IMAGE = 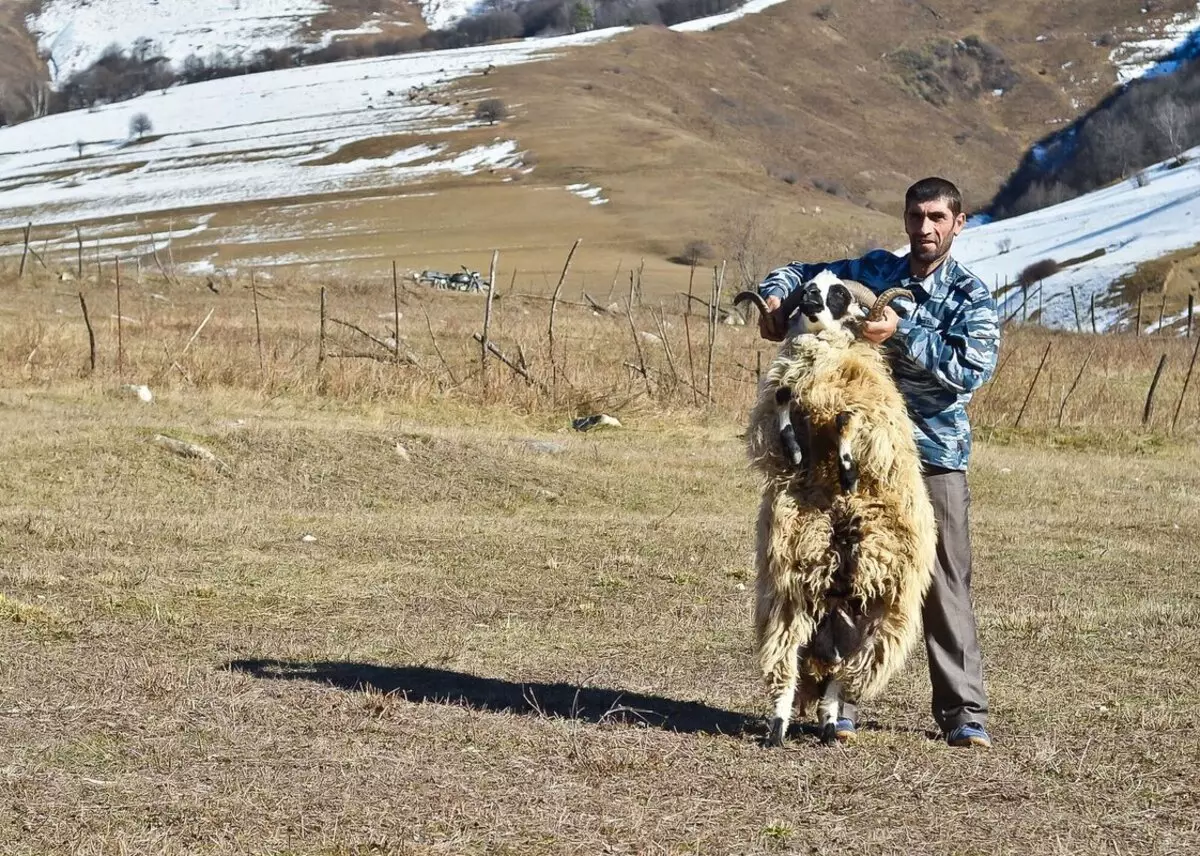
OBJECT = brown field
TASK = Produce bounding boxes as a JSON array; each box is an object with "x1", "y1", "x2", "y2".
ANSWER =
[{"x1": 2, "y1": 266, "x2": 1199, "y2": 854}]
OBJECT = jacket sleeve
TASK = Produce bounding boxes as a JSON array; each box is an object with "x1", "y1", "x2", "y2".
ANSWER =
[
  {"x1": 893, "y1": 288, "x2": 1000, "y2": 395},
  {"x1": 758, "y1": 255, "x2": 876, "y2": 301}
]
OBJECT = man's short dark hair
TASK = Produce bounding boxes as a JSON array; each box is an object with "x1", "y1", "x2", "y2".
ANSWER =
[{"x1": 905, "y1": 177, "x2": 963, "y2": 216}]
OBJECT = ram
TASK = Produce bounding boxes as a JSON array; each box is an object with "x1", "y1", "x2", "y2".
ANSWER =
[{"x1": 735, "y1": 271, "x2": 937, "y2": 747}]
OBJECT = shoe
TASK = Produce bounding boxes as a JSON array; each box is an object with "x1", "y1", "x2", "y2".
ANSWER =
[
  {"x1": 946, "y1": 721, "x2": 992, "y2": 748},
  {"x1": 834, "y1": 717, "x2": 857, "y2": 743}
]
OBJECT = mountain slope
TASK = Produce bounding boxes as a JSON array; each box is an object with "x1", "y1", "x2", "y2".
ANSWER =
[{"x1": 1, "y1": 0, "x2": 1197, "y2": 292}]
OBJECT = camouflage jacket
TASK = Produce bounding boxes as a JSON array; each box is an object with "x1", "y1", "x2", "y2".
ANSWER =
[{"x1": 758, "y1": 249, "x2": 1000, "y2": 472}]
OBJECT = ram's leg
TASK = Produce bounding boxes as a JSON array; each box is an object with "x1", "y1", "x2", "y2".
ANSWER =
[
  {"x1": 775, "y1": 386, "x2": 811, "y2": 474},
  {"x1": 757, "y1": 581, "x2": 806, "y2": 749},
  {"x1": 816, "y1": 676, "x2": 842, "y2": 746},
  {"x1": 835, "y1": 410, "x2": 858, "y2": 494},
  {"x1": 767, "y1": 674, "x2": 798, "y2": 748}
]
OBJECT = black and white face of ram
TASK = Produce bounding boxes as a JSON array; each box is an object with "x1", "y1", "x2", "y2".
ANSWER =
[{"x1": 792, "y1": 270, "x2": 869, "y2": 335}]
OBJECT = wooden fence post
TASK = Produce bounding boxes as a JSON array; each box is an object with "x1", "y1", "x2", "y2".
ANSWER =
[
  {"x1": 318, "y1": 287, "x2": 327, "y2": 364},
  {"x1": 1188, "y1": 294, "x2": 1194, "y2": 338},
  {"x1": 18, "y1": 222, "x2": 31, "y2": 278},
  {"x1": 78, "y1": 292, "x2": 96, "y2": 374},
  {"x1": 1057, "y1": 344, "x2": 1097, "y2": 427},
  {"x1": 115, "y1": 257, "x2": 124, "y2": 381},
  {"x1": 392, "y1": 261, "x2": 402, "y2": 363},
  {"x1": 547, "y1": 238, "x2": 581, "y2": 397},
  {"x1": 1136, "y1": 292, "x2": 1143, "y2": 337},
  {"x1": 1170, "y1": 337, "x2": 1200, "y2": 434},
  {"x1": 481, "y1": 250, "x2": 498, "y2": 390},
  {"x1": 250, "y1": 269, "x2": 264, "y2": 377},
  {"x1": 1143, "y1": 353, "x2": 1168, "y2": 426},
  {"x1": 1090, "y1": 293, "x2": 1096, "y2": 334},
  {"x1": 1015, "y1": 341, "x2": 1052, "y2": 428},
  {"x1": 1070, "y1": 287, "x2": 1082, "y2": 332}
]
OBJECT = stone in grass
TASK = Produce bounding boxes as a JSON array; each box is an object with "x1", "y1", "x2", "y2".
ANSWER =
[
  {"x1": 522, "y1": 439, "x2": 569, "y2": 454},
  {"x1": 150, "y1": 433, "x2": 230, "y2": 474},
  {"x1": 116, "y1": 383, "x2": 154, "y2": 404}
]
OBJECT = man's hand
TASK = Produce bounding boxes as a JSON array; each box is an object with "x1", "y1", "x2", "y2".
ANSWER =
[
  {"x1": 758, "y1": 295, "x2": 787, "y2": 341},
  {"x1": 862, "y1": 306, "x2": 899, "y2": 344}
]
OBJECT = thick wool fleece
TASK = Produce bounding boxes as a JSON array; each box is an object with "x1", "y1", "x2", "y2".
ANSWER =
[{"x1": 746, "y1": 326, "x2": 937, "y2": 714}]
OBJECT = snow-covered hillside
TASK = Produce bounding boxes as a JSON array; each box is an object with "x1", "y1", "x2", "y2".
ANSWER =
[
  {"x1": 27, "y1": 0, "x2": 385, "y2": 84},
  {"x1": 1110, "y1": 2, "x2": 1200, "y2": 85},
  {"x1": 954, "y1": 148, "x2": 1200, "y2": 331},
  {"x1": 0, "y1": 1, "x2": 790, "y2": 271}
]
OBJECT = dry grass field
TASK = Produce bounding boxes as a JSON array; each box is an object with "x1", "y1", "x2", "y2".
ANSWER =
[{"x1": 2, "y1": 267, "x2": 1199, "y2": 854}]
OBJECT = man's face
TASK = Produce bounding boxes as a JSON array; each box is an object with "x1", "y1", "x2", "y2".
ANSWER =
[{"x1": 904, "y1": 197, "x2": 966, "y2": 265}]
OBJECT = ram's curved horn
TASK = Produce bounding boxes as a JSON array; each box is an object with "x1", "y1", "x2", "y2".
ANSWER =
[
  {"x1": 839, "y1": 280, "x2": 877, "y2": 313},
  {"x1": 733, "y1": 290, "x2": 771, "y2": 317},
  {"x1": 867, "y1": 288, "x2": 914, "y2": 321}
]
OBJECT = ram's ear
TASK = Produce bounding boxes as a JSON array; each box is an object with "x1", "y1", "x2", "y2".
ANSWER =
[{"x1": 825, "y1": 282, "x2": 852, "y2": 320}]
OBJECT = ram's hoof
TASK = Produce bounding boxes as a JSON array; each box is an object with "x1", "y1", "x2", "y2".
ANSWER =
[
  {"x1": 819, "y1": 723, "x2": 838, "y2": 746},
  {"x1": 766, "y1": 718, "x2": 787, "y2": 747}
]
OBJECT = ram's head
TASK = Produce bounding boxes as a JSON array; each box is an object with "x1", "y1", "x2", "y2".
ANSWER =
[{"x1": 734, "y1": 270, "x2": 912, "y2": 337}]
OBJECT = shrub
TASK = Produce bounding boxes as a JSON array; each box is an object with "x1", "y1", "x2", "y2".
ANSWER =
[
  {"x1": 1018, "y1": 258, "x2": 1060, "y2": 285},
  {"x1": 475, "y1": 98, "x2": 509, "y2": 125},
  {"x1": 669, "y1": 240, "x2": 715, "y2": 266},
  {"x1": 812, "y1": 177, "x2": 849, "y2": 197},
  {"x1": 996, "y1": 237, "x2": 1013, "y2": 254},
  {"x1": 814, "y1": 3, "x2": 835, "y2": 20}
]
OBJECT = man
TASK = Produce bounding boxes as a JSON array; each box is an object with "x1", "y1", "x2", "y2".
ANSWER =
[{"x1": 754, "y1": 176, "x2": 1000, "y2": 748}]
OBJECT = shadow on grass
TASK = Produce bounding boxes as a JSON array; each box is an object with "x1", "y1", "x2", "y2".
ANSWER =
[{"x1": 224, "y1": 659, "x2": 758, "y2": 738}]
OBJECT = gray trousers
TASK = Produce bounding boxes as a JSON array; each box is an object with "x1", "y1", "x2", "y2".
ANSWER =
[{"x1": 841, "y1": 467, "x2": 989, "y2": 732}]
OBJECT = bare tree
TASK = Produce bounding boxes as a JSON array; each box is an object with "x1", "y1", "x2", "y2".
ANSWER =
[
  {"x1": 1153, "y1": 97, "x2": 1194, "y2": 157},
  {"x1": 1085, "y1": 110, "x2": 1142, "y2": 179},
  {"x1": 130, "y1": 112, "x2": 153, "y2": 139},
  {"x1": 24, "y1": 81, "x2": 48, "y2": 119},
  {"x1": 723, "y1": 208, "x2": 790, "y2": 292}
]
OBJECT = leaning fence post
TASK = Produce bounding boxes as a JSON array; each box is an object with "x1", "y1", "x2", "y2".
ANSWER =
[
  {"x1": 1171, "y1": 337, "x2": 1200, "y2": 434},
  {"x1": 1143, "y1": 353, "x2": 1168, "y2": 426},
  {"x1": 250, "y1": 269, "x2": 264, "y2": 377},
  {"x1": 318, "y1": 286, "x2": 327, "y2": 364},
  {"x1": 1057, "y1": 343, "x2": 1097, "y2": 427},
  {"x1": 392, "y1": 261, "x2": 402, "y2": 365},
  {"x1": 1090, "y1": 293, "x2": 1096, "y2": 334},
  {"x1": 481, "y1": 250, "x2": 498, "y2": 390},
  {"x1": 1188, "y1": 293, "x2": 1195, "y2": 338},
  {"x1": 1070, "y1": 287, "x2": 1082, "y2": 332},
  {"x1": 78, "y1": 292, "x2": 96, "y2": 374},
  {"x1": 1136, "y1": 292, "x2": 1143, "y2": 337},
  {"x1": 114, "y1": 258, "x2": 126, "y2": 381},
  {"x1": 75, "y1": 225, "x2": 84, "y2": 280},
  {"x1": 1015, "y1": 341, "x2": 1052, "y2": 428},
  {"x1": 18, "y1": 222, "x2": 31, "y2": 278}
]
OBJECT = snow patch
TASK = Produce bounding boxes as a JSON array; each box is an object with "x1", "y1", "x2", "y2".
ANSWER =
[
  {"x1": 567, "y1": 183, "x2": 609, "y2": 205},
  {"x1": 670, "y1": 0, "x2": 790, "y2": 32}
]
